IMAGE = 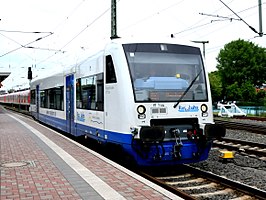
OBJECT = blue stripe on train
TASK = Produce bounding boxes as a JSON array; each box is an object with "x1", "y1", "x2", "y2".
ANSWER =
[
  {"x1": 33, "y1": 111, "x2": 211, "y2": 166},
  {"x1": 35, "y1": 112, "x2": 132, "y2": 143}
]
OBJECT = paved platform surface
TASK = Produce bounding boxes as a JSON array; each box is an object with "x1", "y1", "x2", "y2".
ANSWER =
[{"x1": 0, "y1": 106, "x2": 182, "y2": 200}]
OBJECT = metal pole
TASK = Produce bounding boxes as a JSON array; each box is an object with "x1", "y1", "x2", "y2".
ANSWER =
[
  {"x1": 111, "y1": 0, "x2": 118, "y2": 39},
  {"x1": 191, "y1": 41, "x2": 209, "y2": 59},
  {"x1": 258, "y1": 0, "x2": 263, "y2": 36}
]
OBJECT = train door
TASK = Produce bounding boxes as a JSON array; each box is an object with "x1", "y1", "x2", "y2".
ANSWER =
[
  {"x1": 104, "y1": 55, "x2": 118, "y2": 132},
  {"x1": 36, "y1": 85, "x2": 40, "y2": 120},
  {"x1": 66, "y1": 74, "x2": 76, "y2": 135}
]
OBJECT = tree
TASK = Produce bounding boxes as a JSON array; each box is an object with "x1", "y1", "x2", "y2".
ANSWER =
[
  {"x1": 225, "y1": 82, "x2": 242, "y2": 100},
  {"x1": 256, "y1": 90, "x2": 266, "y2": 105},
  {"x1": 241, "y1": 81, "x2": 256, "y2": 102},
  {"x1": 216, "y1": 39, "x2": 266, "y2": 101},
  {"x1": 208, "y1": 71, "x2": 222, "y2": 102}
]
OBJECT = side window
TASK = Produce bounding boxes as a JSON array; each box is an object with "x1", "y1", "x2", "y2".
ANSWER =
[
  {"x1": 40, "y1": 90, "x2": 48, "y2": 108},
  {"x1": 76, "y1": 73, "x2": 104, "y2": 111},
  {"x1": 40, "y1": 87, "x2": 64, "y2": 110},
  {"x1": 106, "y1": 55, "x2": 117, "y2": 83},
  {"x1": 48, "y1": 86, "x2": 64, "y2": 110},
  {"x1": 30, "y1": 90, "x2": 36, "y2": 105}
]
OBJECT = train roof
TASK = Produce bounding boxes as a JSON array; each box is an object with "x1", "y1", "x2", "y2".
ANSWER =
[
  {"x1": 30, "y1": 37, "x2": 203, "y2": 86},
  {"x1": 106, "y1": 37, "x2": 202, "y2": 48}
]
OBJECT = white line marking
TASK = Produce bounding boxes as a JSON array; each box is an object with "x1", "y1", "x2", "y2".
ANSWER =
[
  {"x1": 8, "y1": 114, "x2": 125, "y2": 200},
  {"x1": 10, "y1": 112, "x2": 182, "y2": 200}
]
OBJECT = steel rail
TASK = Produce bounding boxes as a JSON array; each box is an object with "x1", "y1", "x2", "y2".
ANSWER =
[
  {"x1": 184, "y1": 165, "x2": 266, "y2": 200},
  {"x1": 215, "y1": 119, "x2": 266, "y2": 135}
]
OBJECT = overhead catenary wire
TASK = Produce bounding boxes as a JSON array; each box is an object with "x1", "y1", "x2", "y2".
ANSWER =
[
  {"x1": 171, "y1": 0, "x2": 235, "y2": 36},
  {"x1": 0, "y1": 30, "x2": 53, "y2": 48},
  {"x1": 0, "y1": 32, "x2": 54, "y2": 58},
  {"x1": 172, "y1": 0, "x2": 262, "y2": 37},
  {"x1": 218, "y1": 0, "x2": 259, "y2": 35},
  {"x1": 175, "y1": 1, "x2": 265, "y2": 59},
  {"x1": 199, "y1": 13, "x2": 241, "y2": 22},
  {"x1": 121, "y1": 0, "x2": 185, "y2": 32},
  {"x1": 51, "y1": 0, "x2": 88, "y2": 32},
  {"x1": 0, "y1": 1, "x2": 87, "y2": 61},
  {"x1": 0, "y1": 29, "x2": 53, "y2": 34},
  {"x1": 36, "y1": 4, "x2": 114, "y2": 65},
  {"x1": 205, "y1": 2, "x2": 266, "y2": 52}
]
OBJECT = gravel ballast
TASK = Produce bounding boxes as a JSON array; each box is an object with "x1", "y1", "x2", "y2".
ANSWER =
[{"x1": 190, "y1": 122, "x2": 266, "y2": 191}]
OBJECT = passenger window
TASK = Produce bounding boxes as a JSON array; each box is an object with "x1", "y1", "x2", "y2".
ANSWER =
[
  {"x1": 76, "y1": 73, "x2": 104, "y2": 111},
  {"x1": 30, "y1": 90, "x2": 36, "y2": 104},
  {"x1": 106, "y1": 55, "x2": 117, "y2": 84}
]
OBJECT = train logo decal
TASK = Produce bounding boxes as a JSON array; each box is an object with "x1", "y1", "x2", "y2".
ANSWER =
[
  {"x1": 178, "y1": 105, "x2": 199, "y2": 112},
  {"x1": 91, "y1": 115, "x2": 103, "y2": 124},
  {"x1": 77, "y1": 112, "x2": 85, "y2": 122}
]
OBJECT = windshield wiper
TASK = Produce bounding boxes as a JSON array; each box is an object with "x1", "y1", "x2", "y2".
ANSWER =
[{"x1": 173, "y1": 69, "x2": 203, "y2": 108}]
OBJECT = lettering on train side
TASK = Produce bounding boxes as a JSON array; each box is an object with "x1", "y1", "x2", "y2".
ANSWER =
[
  {"x1": 178, "y1": 105, "x2": 199, "y2": 112},
  {"x1": 46, "y1": 110, "x2": 56, "y2": 116},
  {"x1": 91, "y1": 115, "x2": 103, "y2": 124}
]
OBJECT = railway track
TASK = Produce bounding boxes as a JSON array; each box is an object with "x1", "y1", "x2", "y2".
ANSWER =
[
  {"x1": 234, "y1": 116, "x2": 266, "y2": 121},
  {"x1": 213, "y1": 138, "x2": 266, "y2": 158},
  {"x1": 139, "y1": 165, "x2": 266, "y2": 199},
  {"x1": 214, "y1": 119, "x2": 266, "y2": 135}
]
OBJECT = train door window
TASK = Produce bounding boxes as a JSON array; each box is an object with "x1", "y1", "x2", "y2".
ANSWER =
[
  {"x1": 96, "y1": 73, "x2": 104, "y2": 111},
  {"x1": 106, "y1": 55, "x2": 117, "y2": 84},
  {"x1": 76, "y1": 79, "x2": 82, "y2": 108},
  {"x1": 40, "y1": 90, "x2": 48, "y2": 108},
  {"x1": 76, "y1": 76, "x2": 96, "y2": 110},
  {"x1": 30, "y1": 89, "x2": 36, "y2": 105}
]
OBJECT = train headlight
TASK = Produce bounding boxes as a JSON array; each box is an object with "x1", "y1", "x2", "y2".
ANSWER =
[
  {"x1": 201, "y1": 104, "x2": 208, "y2": 113},
  {"x1": 137, "y1": 105, "x2": 146, "y2": 114}
]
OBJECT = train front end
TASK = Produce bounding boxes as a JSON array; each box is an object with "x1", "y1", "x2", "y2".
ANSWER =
[{"x1": 121, "y1": 42, "x2": 225, "y2": 166}]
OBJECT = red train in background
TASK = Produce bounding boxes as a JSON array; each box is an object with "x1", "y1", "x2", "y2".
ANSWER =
[{"x1": 0, "y1": 89, "x2": 30, "y2": 111}]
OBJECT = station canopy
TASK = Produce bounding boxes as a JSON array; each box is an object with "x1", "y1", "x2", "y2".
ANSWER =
[{"x1": 0, "y1": 72, "x2": 11, "y2": 88}]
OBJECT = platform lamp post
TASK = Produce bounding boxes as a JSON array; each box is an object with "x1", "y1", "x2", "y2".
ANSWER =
[{"x1": 191, "y1": 40, "x2": 209, "y2": 59}]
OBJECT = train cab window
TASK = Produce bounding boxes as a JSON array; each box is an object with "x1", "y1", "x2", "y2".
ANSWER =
[
  {"x1": 106, "y1": 55, "x2": 117, "y2": 84},
  {"x1": 123, "y1": 43, "x2": 208, "y2": 102},
  {"x1": 30, "y1": 90, "x2": 36, "y2": 105}
]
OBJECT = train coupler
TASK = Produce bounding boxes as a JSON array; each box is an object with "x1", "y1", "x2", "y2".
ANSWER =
[
  {"x1": 173, "y1": 143, "x2": 182, "y2": 159},
  {"x1": 170, "y1": 128, "x2": 183, "y2": 159}
]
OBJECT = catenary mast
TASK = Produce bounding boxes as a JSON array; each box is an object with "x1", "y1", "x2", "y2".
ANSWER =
[{"x1": 111, "y1": 0, "x2": 119, "y2": 39}]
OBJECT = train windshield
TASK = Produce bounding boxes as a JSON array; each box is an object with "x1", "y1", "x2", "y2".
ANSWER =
[{"x1": 123, "y1": 43, "x2": 208, "y2": 102}]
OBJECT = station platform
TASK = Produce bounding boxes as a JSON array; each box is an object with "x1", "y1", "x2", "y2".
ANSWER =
[{"x1": 0, "y1": 106, "x2": 181, "y2": 200}]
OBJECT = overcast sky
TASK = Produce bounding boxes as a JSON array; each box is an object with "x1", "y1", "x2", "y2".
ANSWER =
[{"x1": 0, "y1": 0, "x2": 265, "y2": 90}]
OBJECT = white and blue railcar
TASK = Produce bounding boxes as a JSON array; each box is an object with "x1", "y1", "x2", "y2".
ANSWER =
[{"x1": 30, "y1": 38, "x2": 225, "y2": 166}]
